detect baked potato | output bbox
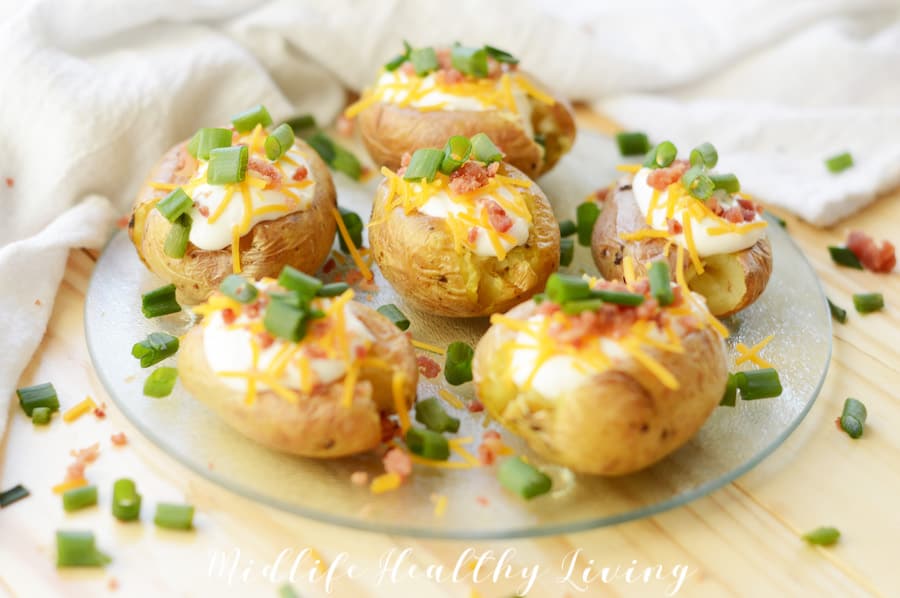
[346,43,576,178]
[473,274,728,475]
[368,136,561,317]
[591,147,772,317]
[130,105,337,305]
[178,275,418,458]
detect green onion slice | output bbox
[853,292,884,314]
[410,46,439,76]
[825,152,853,174]
[156,188,193,222]
[17,382,59,416]
[220,274,258,304]
[590,289,645,306]
[839,397,867,439]
[405,426,450,461]
[576,201,600,246]
[264,299,309,342]
[207,145,248,185]
[0,484,30,508]
[689,142,718,168]
[484,45,519,64]
[337,206,364,252]
[643,141,677,168]
[559,237,575,267]
[648,261,674,306]
[283,114,316,135]
[415,397,461,433]
[154,503,195,530]
[384,40,412,71]
[331,144,363,180]
[444,341,475,386]
[32,406,52,425]
[710,173,741,193]
[376,304,410,331]
[141,284,180,318]
[187,128,232,160]
[307,131,336,163]
[265,123,295,161]
[163,214,191,259]
[131,332,180,368]
[498,457,552,500]
[802,526,840,546]
[615,131,650,157]
[558,219,576,238]
[279,584,302,598]
[143,367,178,398]
[561,298,605,315]
[546,273,592,304]
[450,45,488,77]
[737,368,782,400]
[720,373,739,407]
[231,104,272,133]
[827,246,862,269]
[828,298,847,324]
[403,148,444,182]
[317,282,350,297]
[112,479,141,522]
[440,135,472,174]
[681,166,714,200]
[62,485,98,512]
[277,266,323,299]
[470,133,504,163]
[56,531,111,568]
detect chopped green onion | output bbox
[498,457,552,500]
[545,273,592,304]
[615,131,650,156]
[558,219,576,238]
[559,237,575,267]
[376,304,410,331]
[207,145,248,185]
[279,584,301,598]
[415,397,460,433]
[828,298,847,324]
[317,282,350,297]
[576,202,600,246]
[828,246,862,269]
[144,367,178,398]
[648,261,674,306]
[444,341,475,386]
[409,46,439,76]
[56,531,111,567]
[17,382,59,416]
[682,166,715,200]
[265,123,295,161]
[720,373,739,407]
[771,213,787,228]
[112,479,141,522]
[264,299,308,342]
[384,40,412,71]
[141,284,180,318]
[470,133,503,163]
[63,485,98,512]
[331,144,363,180]
[1,484,29,508]
[532,293,547,304]
[219,274,258,304]
[156,188,193,222]
[689,142,718,168]
[154,503,195,530]
[32,406,52,425]
[825,152,853,174]
[336,206,364,253]
[533,133,546,147]
[163,214,192,259]
[131,332,179,368]
[307,131,336,163]
[450,45,488,78]
[484,45,519,64]
[802,526,840,546]
[710,173,741,193]
[440,135,472,174]
[231,104,272,133]
[405,426,450,460]
[590,289,645,306]
[187,128,232,160]
[643,141,677,169]
[403,148,444,182]
[737,368,782,400]
[283,114,316,135]
[561,298,605,315]
[853,292,884,314]
[839,397,867,439]
[277,266,323,299]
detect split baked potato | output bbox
[130,105,337,305]
[347,42,576,178]
[473,274,728,475]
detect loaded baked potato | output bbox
[473,272,728,475]
[130,104,337,305]
[178,271,418,458]
[368,133,560,317]
[591,141,772,317]
[346,42,576,178]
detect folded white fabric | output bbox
[2,0,899,432]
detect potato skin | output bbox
[129,140,337,305]
[357,76,576,178]
[473,300,728,475]
[590,183,773,317]
[178,302,418,458]
[368,164,560,318]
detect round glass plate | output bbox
[85,131,831,539]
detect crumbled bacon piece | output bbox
[724,206,745,223]
[380,414,401,442]
[115,215,130,229]
[292,165,308,182]
[323,258,336,274]
[248,157,282,189]
[486,161,500,177]
[221,308,236,325]
[400,62,416,76]
[476,496,490,506]
[244,302,261,318]
[350,471,369,486]
[847,230,897,273]
[305,345,327,359]
[336,114,354,137]
[197,204,210,218]
[438,68,465,84]
[416,356,441,379]
[383,448,413,478]
[467,227,479,244]
[478,430,504,466]
[435,48,453,70]
[467,400,485,413]
[707,196,724,217]
[594,187,611,202]
[355,345,368,359]
[483,199,513,233]
[667,219,683,234]
[111,432,128,446]
[359,277,379,293]
[257,332,275,349]
[449,161,491,194]
[736,198,757,222]
[536,301,561,316]
[34,299,42,306]
[93,403,106,419]
[400,152,412,168]
[646,160,689,191]
[107,577,119,591]
[66,443,101,481]
[5,177,13,188]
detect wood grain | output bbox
[1,110,898,597]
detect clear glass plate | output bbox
[85,131,831,539]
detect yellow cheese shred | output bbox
[622,255,637,285]
[411,339,446,355]
[681,212,705,275]
[370,472,403,495]
[52,478,88,495]
[438,389,464,409]
[231,225,241,273]
[63,397,96,423]
[432,494,449,517]
[735,334,775,368]
[332,207,373,281]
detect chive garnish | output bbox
[283,114,316,135]
[615,131,650,157]
[558,219,577,238]
[710,173,740,193]
[207,145,248,185]
[682,166,714,200]
[307,132,362,180]
[839,398,867,439]
[828,246,863,269]
[719,373,739,407]
[825,152,853,174]
[802,526,840,546]
[143,367,178,398]
[141,284,180,318]
[336,207,364,253]
[62,485,98,513]
[415,397,461,433]
[187,128,232,160]
[279,584,302,598]
[444,341,475,386]
[265,123,295,161]
[643,141,677,169]
[17,382,59,416]
[559,237,575,267]
[470,133,503,164]
[263,299,308,342]
[440,135,472,174]
[219,274,258,304]
[231,104,272,133]
[575,202,600,246]
[853,292,884,314]
[384,40,412,71]
[154,503,195,530]
[32,406,52,425]
[561,298,606,315]
[317,282,350,297]
[56,531,111,567]
[648,261,674,306]
[156,188,193,222]
[403,148,444,182]
[131,332,180,368]
[409,46,439,76]
[376,304,410,331]
[546,273,592,304]
[689,142,718,168]
[405,427,450,461]
[484,45,519,64]
[498,457,552,500]
[450,45,488,78]
[112,479,141,522]
[590,289,645,306]
[737,368,782,400]
[163,214,191,259]
[827,298,847,324]
[277,266,323,299]
[0,484,30,508]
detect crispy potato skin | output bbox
[368,164,560,317]
[357,76,576,178]
[178,302,417,458]
[473,300,728,475]
[590,184,773,317]
[129,140,337,305]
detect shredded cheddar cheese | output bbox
[370,472,403,494]
[411,339,446,355]
[63,397,96,423]
[735,335,775,368]
[438,389,464,409]
[332,207,373,281]
[432,494,448,517]
[53,478,87,494]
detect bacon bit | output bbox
[416,356,441,379]
[350,471,369,486]
[467,400,485,413]
[355,345,368,359]
[197,204,210,218]
[221,308,237,325]
[111,432,128,446]
[449,161,491,194]
[476,496,490,506]
[257,332,275,349]
[359,277,379,293]
[34,299,42,306]
[115,215,130,229]
[436,48,453,70]
[107,577,119,591]
[736,198,757,222]
[536,301,561,317]
[322,258,336,274]
[208,461,215,470]
[244,302,261,318]
[486,161,500,177]
[292,165,308,182]
[93,403,107,419]
[382,448,413,478]
[724,206,745,223]
[400,62,416,76]
[467,227,479,244]
[400,152,412,168]
[667,219,683,234]
[66,443,101,482]
[249,157,282,189]
[478,430,504,466]
[647,160,689,191]
[594,187,611,202]
[707,196,724,217]
[380,414,401,443]
[5,177,13,188]
[305,345,328,359]
[847,230,897,273]
[834,417,843,431]
[345,269,364,287]
[336,114,354,137]
[484,199,513,233]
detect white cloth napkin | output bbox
[2,0,899,433]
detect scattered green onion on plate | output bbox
[377,304,410,331]
[143,367,178,398]
[853,292,884,314]
[444,341,475,386]
[839,397,867,439]
[498,457,552,500]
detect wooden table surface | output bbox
[2,110,898,598]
